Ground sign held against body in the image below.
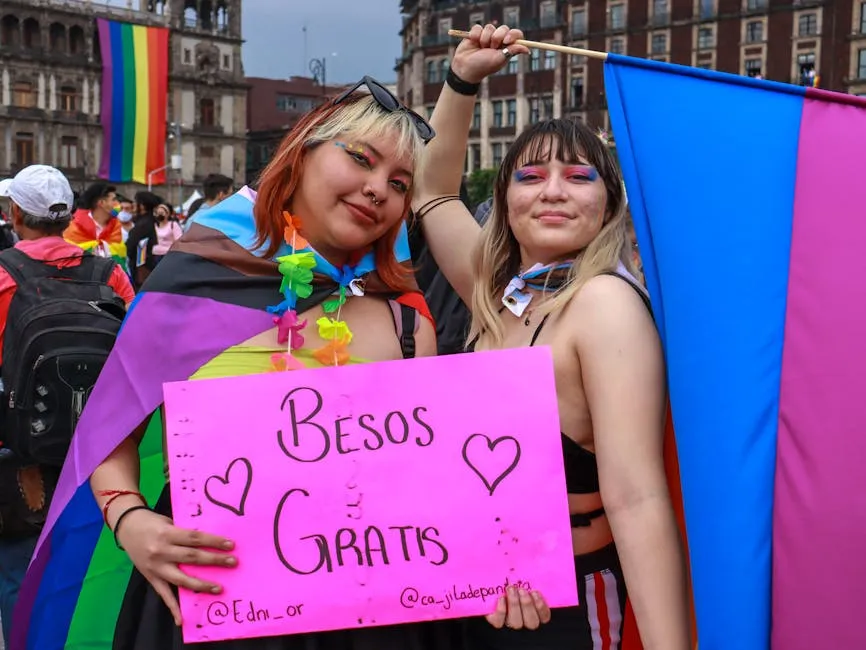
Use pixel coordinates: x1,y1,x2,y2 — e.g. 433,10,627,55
165,347,577,643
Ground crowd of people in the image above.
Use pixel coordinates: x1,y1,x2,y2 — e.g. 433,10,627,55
0,23,678,650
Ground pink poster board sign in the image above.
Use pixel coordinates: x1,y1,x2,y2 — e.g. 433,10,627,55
165,346,577,643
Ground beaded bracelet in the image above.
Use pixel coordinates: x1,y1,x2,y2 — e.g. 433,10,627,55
112,504,151,550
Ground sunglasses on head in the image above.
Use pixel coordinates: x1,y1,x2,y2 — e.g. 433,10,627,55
333,76,435,144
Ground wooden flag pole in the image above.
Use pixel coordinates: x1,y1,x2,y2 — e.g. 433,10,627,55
447,29,608,61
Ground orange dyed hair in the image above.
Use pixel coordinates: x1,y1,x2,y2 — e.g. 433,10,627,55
253,93,415,293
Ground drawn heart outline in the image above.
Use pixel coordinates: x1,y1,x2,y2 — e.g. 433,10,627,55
204,457,253,516
461,434,522,496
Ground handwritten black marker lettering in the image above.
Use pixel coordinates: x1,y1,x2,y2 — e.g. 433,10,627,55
334,416,360,455
384,411,410,444
364,526,390,566
335,528,363,567
420,526,449,565
461,434,522,496
274,488,332,575
204,458,252,516
278,387,330,462
389,525,413,561
358,414,384,451
412,407,435,447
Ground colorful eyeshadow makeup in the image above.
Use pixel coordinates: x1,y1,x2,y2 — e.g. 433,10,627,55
514,166,546,182
335,141,377,165
564,165,598,181
513,164,599,182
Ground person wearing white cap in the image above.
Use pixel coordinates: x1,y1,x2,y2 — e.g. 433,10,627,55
0,165,135,644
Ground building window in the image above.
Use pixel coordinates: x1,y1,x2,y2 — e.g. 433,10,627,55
470,12,484,25
540,1,557,28
651,33,667,55
492,143,503,168
859,49,866,79
698,27,713,49
59,86,78,112
543,50,556,70
504,6,520,26
861,2,866,34
610,4,626,30
746,0,767,9
610,37,625,54
14,133,34,167
507,55,519,74
492,101,503,127
438,18,452,36
798,52,816,85
572,77,584,108
652,0,668,26
426,60,436,83
506,99,517,126
12,82,35,108
472,102,481,129
184,47,192,64
60,136,79,168
471,143,481,171
571,8,586,37
439,59,449,83
745,58,762,77
529,97,541,123
798,13,817,36
746,21,763,43
530,49,541,71
699,0,714,20
222,54,230,69
199,98,215,126
542,95,553,119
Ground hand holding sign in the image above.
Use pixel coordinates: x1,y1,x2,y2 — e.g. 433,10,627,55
114,506,237,626
165,347,576,643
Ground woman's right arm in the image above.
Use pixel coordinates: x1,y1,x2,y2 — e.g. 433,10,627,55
413,24,528,306
91,423,238,626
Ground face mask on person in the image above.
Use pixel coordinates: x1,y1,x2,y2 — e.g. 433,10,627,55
117,210,134,224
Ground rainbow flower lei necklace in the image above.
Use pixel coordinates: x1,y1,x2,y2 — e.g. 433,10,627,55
267,211,365,371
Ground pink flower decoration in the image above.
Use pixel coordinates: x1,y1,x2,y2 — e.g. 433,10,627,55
270,352,304,372
274,310,307,350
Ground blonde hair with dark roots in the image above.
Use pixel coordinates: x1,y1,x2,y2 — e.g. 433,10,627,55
468,119,637,349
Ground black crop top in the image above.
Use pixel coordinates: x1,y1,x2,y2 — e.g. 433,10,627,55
469,270,652,528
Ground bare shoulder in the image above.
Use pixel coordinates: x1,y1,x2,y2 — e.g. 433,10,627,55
565,273,655,340
414,313,437,357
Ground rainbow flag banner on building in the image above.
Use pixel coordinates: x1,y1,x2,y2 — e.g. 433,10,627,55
605,55,866,650
96,19,169,185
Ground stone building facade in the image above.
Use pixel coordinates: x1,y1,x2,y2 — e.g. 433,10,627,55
0,0,247,205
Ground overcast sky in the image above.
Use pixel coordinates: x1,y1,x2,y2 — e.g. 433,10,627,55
241,0,403,84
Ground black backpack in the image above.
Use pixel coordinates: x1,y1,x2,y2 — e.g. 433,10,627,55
0,248,126,466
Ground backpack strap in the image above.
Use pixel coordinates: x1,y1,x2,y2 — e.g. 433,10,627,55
388,299,419,359
0,247,55,286
89,255,117,284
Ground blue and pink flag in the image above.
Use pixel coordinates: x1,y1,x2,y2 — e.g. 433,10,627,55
605,55,866,650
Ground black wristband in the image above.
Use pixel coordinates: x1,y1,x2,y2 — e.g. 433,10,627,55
112,504,151,550
446,68,480,96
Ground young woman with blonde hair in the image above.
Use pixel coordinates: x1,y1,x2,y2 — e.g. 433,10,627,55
414,25,690,650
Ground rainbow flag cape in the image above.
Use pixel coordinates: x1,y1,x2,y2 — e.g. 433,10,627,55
64,209,128,273
605,54,866,650
11,190,425,649
96,19,169,185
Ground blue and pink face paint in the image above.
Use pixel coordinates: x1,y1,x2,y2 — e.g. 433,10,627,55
513,164,599,183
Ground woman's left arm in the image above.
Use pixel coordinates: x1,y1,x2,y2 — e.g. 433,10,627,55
572,275,690,650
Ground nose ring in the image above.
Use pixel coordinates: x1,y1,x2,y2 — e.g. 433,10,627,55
366,190,382,206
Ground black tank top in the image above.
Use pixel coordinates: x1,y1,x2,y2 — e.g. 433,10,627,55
469,270,652,527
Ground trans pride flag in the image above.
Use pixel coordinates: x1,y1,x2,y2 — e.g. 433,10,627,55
605,55,866,650
96,19,169,185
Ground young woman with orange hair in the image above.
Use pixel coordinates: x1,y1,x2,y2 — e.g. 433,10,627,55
79,80,455,649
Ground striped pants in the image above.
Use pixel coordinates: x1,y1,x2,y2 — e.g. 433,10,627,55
462,544,626,650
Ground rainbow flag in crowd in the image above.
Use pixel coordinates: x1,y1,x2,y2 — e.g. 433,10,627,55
96,19,169,185
605,55,866,650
